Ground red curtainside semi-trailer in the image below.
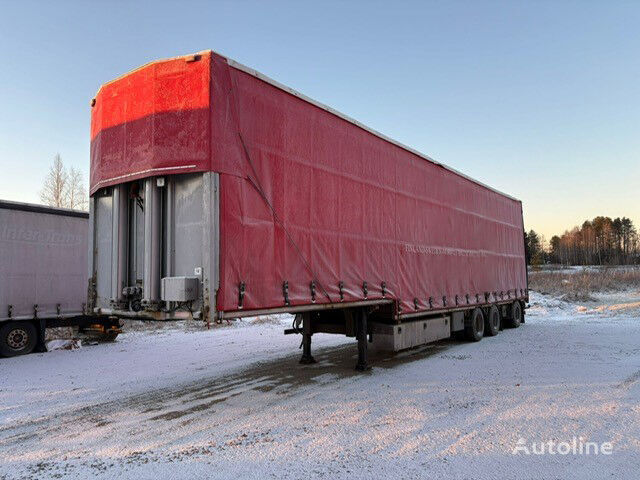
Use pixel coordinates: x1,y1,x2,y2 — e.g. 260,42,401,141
89,50,528,369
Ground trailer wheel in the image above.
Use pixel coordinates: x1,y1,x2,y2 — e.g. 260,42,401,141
506,301,522,328
0,321,38,357
485,305,500,336
464,308,484,342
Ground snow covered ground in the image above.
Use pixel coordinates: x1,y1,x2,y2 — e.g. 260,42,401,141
1,292,640,479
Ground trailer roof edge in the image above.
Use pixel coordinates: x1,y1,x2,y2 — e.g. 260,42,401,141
0,199,89,219
219,51,521,203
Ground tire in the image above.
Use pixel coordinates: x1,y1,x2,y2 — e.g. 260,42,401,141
0,321,38,357
485,305,500,336
464,308,485,342
506,301,523,328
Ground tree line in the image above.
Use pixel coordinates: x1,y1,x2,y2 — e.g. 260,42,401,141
526,217,639,266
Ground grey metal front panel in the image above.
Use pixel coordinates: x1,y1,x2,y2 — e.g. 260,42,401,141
94,193,113,309
172,174,204,277
203,172,219,322
0,206,88,321
128,194,145,287
111,184,129,302
143,179,162,303
89,172,217,320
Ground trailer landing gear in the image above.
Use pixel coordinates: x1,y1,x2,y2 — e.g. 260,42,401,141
355,309,370,371
294,309,370,371
299,313,316,364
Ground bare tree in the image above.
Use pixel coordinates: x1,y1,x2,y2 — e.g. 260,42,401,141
67,166,88,210
40,154,88,210
40,154,68,207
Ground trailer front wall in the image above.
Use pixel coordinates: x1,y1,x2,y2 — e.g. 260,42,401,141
90,54,212,194
90,51,527,317
0,205,88,321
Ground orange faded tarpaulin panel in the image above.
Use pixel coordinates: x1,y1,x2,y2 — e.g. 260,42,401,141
90,52,212,194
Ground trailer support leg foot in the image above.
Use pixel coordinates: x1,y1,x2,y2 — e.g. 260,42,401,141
299,313,316,364
355,309,370,371
299,333,316,364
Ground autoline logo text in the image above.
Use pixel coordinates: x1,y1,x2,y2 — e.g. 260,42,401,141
512,437,613,455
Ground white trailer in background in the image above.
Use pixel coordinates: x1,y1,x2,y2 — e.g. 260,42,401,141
0,200,120,357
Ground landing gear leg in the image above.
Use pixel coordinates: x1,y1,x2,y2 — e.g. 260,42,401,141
355,309,370,371
299,313,316,364
36,319,47,353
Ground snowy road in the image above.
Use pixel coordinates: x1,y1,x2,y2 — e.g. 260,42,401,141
1,293,639,479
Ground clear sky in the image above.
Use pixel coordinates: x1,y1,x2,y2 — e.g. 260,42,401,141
0,0,638,241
